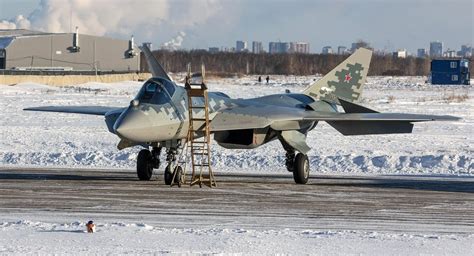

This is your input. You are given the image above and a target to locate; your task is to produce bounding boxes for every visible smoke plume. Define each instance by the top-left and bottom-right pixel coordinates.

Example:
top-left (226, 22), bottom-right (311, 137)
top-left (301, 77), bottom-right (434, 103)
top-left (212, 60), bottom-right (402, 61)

top-left (0, 0), bottom-right (224, 49)
top-left (161, 31), bottom-right (186, 50)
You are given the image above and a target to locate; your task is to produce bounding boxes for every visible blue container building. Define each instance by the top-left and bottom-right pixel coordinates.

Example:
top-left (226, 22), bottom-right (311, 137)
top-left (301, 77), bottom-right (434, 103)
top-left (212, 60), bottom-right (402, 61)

top-left (430, 59), bottom-right (470, 85)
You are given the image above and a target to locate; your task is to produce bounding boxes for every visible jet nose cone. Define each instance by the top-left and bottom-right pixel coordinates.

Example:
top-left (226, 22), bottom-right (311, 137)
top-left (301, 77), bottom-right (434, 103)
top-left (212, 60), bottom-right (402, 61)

top-left (114, 108), bottom-right (152, 142)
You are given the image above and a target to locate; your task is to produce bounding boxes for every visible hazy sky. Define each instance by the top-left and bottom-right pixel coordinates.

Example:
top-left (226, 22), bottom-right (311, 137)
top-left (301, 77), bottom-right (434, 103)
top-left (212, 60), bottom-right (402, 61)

top-left (0, 0), bottom-right (472, 54)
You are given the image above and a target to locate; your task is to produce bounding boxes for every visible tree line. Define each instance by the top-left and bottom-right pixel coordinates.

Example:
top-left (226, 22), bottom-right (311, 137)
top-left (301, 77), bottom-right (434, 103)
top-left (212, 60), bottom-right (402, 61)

top-left (141, 50), bottom-right (473, 77)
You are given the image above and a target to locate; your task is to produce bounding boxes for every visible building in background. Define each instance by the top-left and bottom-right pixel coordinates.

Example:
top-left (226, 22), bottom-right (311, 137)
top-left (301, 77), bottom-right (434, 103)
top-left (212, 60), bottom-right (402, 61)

top-left (208, 47), bottom-right (220, 53)
top-left (252, 41), bottom-right (263, 54)
top-left (430, 59), bottom-right (470, 85)
top-left (458, 45), bottom-right (472, 57)
top-left (268, 42), bottom-right (290, 54)
top-left (236, 40), bottom-right (247, 52)
top-left (337, 46), bottom-right (347, 55)
top-left (289, 42), bottom-right (310, 54)
top-left (393, 49), bottom-right (407, 58)
top-left (0, 29), bottom-right (139, 71)
top-left (444, 49), bottom-right (457, 58)
top-left (321, 46), bottom-right (333, 54)
top-left (417, 48), bottom-right (427, 58)
top-left (430, 41), bottom-right (443, 57)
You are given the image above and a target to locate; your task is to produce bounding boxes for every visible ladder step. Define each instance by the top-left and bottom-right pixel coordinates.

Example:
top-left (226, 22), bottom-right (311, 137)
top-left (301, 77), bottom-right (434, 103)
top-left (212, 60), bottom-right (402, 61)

top-left (191, 118), bottom-right (207, 121)
top-left (191, 147), bottom-right (208, 150)
top-left (189, 129), bottom-right (210, 133)
top-left (188, 92), bottom-right (207, 97)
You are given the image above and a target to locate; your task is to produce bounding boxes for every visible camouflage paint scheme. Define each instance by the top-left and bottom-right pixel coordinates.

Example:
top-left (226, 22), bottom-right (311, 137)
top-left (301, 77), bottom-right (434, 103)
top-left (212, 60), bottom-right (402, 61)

top-left (25, 48), bottom-right (459, 155)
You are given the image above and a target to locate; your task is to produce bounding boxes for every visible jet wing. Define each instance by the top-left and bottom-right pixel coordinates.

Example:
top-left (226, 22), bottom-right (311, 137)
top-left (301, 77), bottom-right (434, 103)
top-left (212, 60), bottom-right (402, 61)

top-left (24, 106), bottom-right (122, 116)
top-left (210, 105), bottom-right (459, 135)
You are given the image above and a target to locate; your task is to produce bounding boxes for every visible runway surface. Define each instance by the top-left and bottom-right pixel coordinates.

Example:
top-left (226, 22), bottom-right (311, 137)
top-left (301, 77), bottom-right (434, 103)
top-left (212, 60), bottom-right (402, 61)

top-left (0, 167), bottom-right (473, 234)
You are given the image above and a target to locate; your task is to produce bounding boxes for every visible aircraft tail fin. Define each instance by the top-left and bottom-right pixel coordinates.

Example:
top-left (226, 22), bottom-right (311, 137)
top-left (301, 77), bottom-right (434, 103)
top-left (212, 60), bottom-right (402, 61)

top-left (139, 44), bottom-right (172, 81)
top-left (303, 48), bottom-right (372, 104)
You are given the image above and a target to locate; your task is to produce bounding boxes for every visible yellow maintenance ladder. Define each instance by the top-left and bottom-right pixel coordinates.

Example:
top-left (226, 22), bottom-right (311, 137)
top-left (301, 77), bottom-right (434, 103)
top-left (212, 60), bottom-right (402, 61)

top-left (183, 65), bottom-right (216, 188)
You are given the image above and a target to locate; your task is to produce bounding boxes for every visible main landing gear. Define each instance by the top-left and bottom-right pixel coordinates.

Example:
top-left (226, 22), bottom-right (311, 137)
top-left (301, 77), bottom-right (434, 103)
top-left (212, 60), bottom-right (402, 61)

top-left (136, 147), bottom-right (161, 180)
top-left (285, 150), bottom-right (310, 184)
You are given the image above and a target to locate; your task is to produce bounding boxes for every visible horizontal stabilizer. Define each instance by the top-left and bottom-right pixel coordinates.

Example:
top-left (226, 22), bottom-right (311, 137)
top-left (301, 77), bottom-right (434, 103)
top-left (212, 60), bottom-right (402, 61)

top-left (303, 112), bottom-right (460, 122)
top-left (328, 121), bottom-right (414, 135)
top-left (24, 106), bottom-right (121, 116)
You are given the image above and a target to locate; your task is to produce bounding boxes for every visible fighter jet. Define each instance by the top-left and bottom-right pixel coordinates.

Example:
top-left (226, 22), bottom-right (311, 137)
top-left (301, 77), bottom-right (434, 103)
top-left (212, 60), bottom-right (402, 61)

top-left (25, 46), bottom-right (459, 184)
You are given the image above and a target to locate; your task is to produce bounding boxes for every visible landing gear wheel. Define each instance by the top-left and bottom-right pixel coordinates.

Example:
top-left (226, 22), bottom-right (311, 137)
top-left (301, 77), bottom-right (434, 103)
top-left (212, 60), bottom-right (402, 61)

top-left (293, 153), bottom-right (309, 184)
top-left (164, 164), bottom-right (173, 185)
top-left (137, 150), bottom-right (153, 180)
top-left (173, 166), bottom-right (184, 187)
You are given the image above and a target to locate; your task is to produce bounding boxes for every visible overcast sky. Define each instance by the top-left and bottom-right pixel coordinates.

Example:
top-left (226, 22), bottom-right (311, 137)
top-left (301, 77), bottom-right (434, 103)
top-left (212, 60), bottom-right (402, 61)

top-left (0, 0), bottom-right (472, 54)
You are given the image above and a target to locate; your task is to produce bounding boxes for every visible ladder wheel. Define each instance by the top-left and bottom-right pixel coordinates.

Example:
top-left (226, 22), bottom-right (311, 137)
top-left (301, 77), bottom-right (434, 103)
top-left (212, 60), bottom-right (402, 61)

top-left (164, 164), bottom-right (173, 185)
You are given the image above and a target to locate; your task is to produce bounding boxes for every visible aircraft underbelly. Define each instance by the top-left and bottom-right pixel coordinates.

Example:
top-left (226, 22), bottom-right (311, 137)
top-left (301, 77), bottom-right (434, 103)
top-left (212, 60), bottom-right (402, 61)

top-left (214, 127), bottom-right (277, 149)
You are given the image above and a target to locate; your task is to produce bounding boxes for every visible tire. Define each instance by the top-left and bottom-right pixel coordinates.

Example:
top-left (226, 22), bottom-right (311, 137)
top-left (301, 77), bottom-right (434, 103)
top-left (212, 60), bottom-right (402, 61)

top-left (174, 166), bottom-right (184, 187)
top-left (293, 153), bottom-right (309, 184)
top-left (137, 150), bottom-right (153, 180)
top-left (164, 164), bottom-right (173, 185)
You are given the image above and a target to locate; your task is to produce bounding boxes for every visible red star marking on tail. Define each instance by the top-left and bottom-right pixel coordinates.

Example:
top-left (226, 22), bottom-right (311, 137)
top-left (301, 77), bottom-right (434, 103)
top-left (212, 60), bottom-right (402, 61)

top-left (344, 73), bottom-right (352, 82)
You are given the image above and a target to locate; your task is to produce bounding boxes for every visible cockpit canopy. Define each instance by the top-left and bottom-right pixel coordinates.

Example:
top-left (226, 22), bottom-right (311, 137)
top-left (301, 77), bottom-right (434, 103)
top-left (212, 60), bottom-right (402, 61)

top-left (135, 78), bottom-right (176, 104)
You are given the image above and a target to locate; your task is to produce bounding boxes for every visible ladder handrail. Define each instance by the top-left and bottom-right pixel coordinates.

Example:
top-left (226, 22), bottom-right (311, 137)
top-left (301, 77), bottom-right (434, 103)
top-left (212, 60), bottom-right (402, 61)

top-left (182, 65), bottom-right (216, 188)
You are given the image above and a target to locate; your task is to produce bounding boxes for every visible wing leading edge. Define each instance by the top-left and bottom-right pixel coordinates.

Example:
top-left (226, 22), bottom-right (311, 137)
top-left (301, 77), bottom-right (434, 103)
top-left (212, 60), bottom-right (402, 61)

top-left (24, 106), bottom-right (122, 116)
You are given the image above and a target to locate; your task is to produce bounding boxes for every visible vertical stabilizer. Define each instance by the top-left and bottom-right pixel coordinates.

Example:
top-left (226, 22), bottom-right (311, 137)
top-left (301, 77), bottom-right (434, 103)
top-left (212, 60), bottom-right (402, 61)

top-left (139, 44), bottom-right (172, 81)
top-left (303, 48), bottom-right (372, 104)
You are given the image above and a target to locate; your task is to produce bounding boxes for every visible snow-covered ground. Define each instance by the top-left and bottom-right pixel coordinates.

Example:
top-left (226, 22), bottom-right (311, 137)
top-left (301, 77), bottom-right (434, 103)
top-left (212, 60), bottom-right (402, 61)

top-left (1, 220), bottom-right (472, 255)
top-left (1, 76), bottom-right (473, 254)
top-left (1, 76), bottom-right (473, 174)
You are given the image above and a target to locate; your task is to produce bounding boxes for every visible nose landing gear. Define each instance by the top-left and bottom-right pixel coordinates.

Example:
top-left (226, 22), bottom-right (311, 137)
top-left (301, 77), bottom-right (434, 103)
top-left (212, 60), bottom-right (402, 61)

top-left (164, 148), bottom-right (177, 185)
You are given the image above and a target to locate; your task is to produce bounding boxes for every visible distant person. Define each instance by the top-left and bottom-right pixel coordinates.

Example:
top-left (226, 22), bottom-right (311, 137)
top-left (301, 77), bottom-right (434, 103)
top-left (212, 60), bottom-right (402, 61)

top-left (266, 76), bottom-right (270, 84)
top-left (258, 76), bottom-right (262, 83)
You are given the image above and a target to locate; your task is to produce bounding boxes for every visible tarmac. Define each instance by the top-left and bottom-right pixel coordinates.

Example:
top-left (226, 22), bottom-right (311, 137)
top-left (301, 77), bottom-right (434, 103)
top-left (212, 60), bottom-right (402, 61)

top-left (0, 167), bottom-right (473, 234)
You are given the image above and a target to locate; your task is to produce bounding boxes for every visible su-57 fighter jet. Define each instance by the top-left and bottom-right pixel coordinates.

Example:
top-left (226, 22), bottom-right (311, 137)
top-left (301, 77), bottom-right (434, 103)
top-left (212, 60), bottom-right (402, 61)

top-left (25, 46), bottom-right (459, 184)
